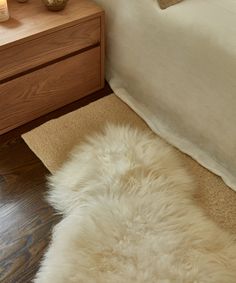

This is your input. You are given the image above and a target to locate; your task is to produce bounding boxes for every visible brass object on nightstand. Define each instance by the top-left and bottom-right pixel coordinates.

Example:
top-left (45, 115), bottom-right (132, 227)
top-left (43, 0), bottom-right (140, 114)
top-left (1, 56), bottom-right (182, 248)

top-left (42, 0), bottom-right (69, 11)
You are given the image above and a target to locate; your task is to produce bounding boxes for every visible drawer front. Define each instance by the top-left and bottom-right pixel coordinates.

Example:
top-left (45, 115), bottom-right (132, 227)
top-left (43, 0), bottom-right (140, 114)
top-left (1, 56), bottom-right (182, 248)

top-left (0, 47), bottom-right (101, 134)
top-left (0, 18), bottom-right (100, 81)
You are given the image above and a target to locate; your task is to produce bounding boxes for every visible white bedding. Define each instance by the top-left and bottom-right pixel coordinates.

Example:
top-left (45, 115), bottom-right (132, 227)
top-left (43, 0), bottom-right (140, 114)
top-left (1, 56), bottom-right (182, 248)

top-left (94, 0), bottom-right (236, 191)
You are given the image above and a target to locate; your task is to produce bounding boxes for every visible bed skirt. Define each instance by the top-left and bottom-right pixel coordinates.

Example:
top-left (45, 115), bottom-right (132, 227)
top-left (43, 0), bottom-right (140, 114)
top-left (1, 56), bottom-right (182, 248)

top-left (94, 0), bottom-right (236, 191)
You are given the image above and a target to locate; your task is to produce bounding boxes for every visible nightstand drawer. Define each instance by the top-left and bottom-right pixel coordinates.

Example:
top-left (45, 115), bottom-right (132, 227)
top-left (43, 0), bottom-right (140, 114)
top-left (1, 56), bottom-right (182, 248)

top-left (0, 18), bottom-right (100, 82)
top-left (0, 46), bottom-right (101, 134)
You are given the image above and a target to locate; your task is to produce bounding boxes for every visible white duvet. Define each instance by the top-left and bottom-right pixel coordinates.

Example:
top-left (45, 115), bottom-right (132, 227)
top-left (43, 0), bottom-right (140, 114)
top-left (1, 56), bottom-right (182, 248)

top-left (94, 0), bottom-right (236, 191)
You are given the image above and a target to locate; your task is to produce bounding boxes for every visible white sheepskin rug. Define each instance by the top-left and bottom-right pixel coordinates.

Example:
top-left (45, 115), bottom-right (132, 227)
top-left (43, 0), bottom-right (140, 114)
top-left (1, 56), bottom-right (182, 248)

top-left (34, 124), bottom-right (236, 283)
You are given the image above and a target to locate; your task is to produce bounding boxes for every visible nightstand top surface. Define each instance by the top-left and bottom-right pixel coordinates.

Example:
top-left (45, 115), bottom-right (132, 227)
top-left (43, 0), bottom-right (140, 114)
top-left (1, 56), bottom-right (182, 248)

top-left (0, 0), bottom-right (103, 50)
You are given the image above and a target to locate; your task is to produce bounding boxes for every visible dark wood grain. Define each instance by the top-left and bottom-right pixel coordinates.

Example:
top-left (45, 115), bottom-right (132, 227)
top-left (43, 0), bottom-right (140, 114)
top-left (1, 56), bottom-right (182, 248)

top-left (0, 137), bottom-right (58, 283)
top-left (0, 86), bottom-right (112, 282)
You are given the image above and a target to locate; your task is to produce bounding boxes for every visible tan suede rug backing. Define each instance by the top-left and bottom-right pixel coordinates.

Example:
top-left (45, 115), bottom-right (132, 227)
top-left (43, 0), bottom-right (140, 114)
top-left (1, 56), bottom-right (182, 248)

top-left (22, 94), bottom-right (236, 234)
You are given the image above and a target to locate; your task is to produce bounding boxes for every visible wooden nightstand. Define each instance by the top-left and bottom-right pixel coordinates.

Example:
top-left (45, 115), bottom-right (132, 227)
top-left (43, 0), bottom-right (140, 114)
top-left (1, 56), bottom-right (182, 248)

top-left (0, 0), bottom-right (104, 134)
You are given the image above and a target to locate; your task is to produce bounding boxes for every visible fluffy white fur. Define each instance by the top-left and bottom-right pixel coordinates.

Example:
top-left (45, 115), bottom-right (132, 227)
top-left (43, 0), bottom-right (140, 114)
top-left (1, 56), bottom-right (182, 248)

top-left (34, 124), bottom-right (236, 283)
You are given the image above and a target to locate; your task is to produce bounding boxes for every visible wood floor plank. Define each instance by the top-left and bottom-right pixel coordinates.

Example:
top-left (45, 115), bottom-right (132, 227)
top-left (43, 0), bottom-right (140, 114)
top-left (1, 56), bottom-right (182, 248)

top-left (0, 139), bottom-right (58, 282)
top-left (0, 85), bottom-right (112, 282)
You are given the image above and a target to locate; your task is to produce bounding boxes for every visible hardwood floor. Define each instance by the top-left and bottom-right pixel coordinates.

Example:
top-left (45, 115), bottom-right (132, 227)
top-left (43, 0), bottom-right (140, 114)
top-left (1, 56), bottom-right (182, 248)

top-left (0, 85), bottom-right (112, 282)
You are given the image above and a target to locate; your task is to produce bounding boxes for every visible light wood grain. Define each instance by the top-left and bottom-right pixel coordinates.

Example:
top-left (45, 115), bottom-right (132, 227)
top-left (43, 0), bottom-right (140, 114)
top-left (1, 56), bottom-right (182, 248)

top-left (0, 18), bottom-right (100, 81)
top-left (0, 47), bottom-right (101, 134)
top-left (0, 0), bottom-right (105, 134)
top-left (0, 0), bottom-right (103, 50)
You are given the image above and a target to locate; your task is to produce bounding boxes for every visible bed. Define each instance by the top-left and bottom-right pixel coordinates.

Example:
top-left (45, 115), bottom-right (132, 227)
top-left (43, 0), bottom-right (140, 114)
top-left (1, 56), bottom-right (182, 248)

top-left (94, 0), bottom-right (236, 191)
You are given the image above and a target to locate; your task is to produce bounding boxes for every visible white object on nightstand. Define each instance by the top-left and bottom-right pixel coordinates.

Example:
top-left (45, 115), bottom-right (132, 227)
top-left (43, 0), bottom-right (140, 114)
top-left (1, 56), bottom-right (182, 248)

top-left (0, 0), bottom-right (9, 22)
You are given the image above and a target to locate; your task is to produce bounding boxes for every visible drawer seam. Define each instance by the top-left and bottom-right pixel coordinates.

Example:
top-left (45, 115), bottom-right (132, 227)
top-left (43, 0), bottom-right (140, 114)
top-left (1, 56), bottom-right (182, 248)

top-left (0, 43), bottom-right (100, 85)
